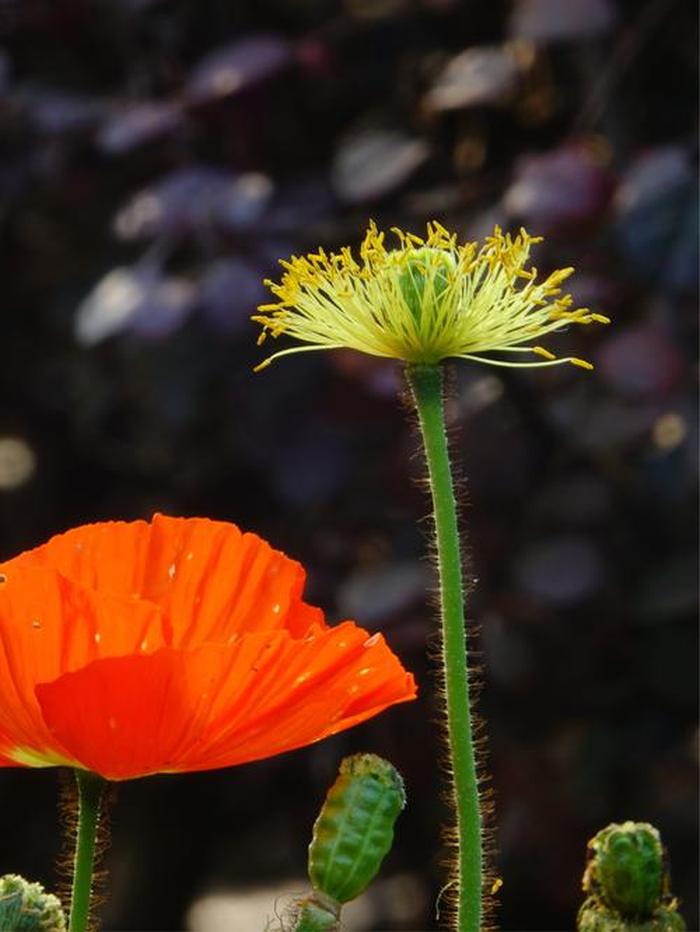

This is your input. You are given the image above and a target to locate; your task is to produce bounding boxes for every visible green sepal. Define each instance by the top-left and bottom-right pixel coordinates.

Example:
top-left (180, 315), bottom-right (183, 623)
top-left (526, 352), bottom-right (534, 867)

top-left (307, 753), bottom-right (406, 904)
top-left (0, 875), bottom-right (66, 931)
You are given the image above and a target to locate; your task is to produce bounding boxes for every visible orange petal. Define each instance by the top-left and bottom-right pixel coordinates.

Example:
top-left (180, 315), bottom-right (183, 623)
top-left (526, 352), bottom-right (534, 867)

top-left (17, 515), bottom-right (318, 646)
top-left (36, 625), bottom-right (416, 780)
top-left (0, 562), bottom-right (164, 768)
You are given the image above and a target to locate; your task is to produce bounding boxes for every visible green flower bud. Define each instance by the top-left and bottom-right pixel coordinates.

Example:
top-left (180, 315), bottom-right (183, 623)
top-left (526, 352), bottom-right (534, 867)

top-left (0, 875), bottom-right (66, 931)
top-left (584, 823), bottom-right (664, 917)
top-left (577, 823), bottom-right (686, 932)
top-left (307, 753), bottom-right (406, 904)
top-left (577, 898), bottom-right (686, 932)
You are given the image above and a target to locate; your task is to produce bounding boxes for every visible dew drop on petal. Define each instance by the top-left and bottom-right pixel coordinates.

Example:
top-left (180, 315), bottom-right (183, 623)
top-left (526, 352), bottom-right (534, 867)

top-left (363, 633), bottom-right (381, 648)
top-left (272, 603), bottom-right (281, 614)
top-left (32, 619), bottom-right (41, 629)
top-left (94, 632), bottom-right (101, 644)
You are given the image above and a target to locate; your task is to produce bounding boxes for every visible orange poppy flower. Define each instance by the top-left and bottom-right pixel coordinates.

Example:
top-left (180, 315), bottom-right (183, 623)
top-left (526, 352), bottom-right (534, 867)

top-left (0, 515), bottom-right (416, 781)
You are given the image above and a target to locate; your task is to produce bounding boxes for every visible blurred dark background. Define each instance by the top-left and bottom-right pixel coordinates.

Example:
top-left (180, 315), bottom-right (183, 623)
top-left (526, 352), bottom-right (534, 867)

top-left (0, 0), bottom-right (697, 929)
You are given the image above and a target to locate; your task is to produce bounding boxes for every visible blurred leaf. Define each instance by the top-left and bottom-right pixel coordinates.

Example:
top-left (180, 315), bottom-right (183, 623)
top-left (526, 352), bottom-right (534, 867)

top-left (332, 130), bottom-right (429, 203)
top-left (198, 258), bottom-right (267, 334)
top-left (509, 0), bottom-right (616, 41)
top-left (185, 35), bottom-right (292, 104)
top-left (113, 166), bottom-right (272, 239)
top-left (503, 140), bottom-right (614, 231)
top-left (75, 265), bottom-right (196, 345)
top-left (424, 45), bottom-right (520, 112)
top-left (596, 324), bottom-right (683, 400)
top-left (96, 100), bottom-right (184, 155)
top-left (264, 176), bottom-right (335, 234)
top-left (20, 86), bottom-right (103, 134)
top-left (514, 534), bottom-right (605, 606)
top-left (614, 146), bottom-right (699, 293)
top-left (549, 396), bottom-right (658, 452)
top-left (215, 172), bottom-right (274, 232)
top-left (337, 560), bottom-right (430, 623)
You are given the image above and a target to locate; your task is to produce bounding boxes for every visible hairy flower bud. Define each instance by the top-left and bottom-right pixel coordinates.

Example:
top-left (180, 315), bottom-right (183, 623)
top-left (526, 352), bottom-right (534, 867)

top-left (307, 753), bottom-right (405, 904)
top-left (0, 874), bottom-right (66, 931)
top-left (577, 822), bottom-right (686, 932)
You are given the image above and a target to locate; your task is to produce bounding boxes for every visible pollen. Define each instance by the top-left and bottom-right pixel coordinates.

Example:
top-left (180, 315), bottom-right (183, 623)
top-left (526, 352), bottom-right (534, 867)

top-left (253, 221), bottom-right (608, 371)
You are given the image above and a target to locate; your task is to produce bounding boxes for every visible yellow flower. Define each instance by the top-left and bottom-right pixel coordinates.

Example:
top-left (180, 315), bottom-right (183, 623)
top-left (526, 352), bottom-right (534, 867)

top-left (253, 221), bottom-right (609, 371)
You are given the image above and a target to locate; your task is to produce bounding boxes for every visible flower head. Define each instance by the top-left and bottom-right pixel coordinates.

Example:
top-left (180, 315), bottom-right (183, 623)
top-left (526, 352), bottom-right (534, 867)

top-left (0, 515), bottom-right (415, 781)
top-left (253, 221), bottom-right (609, 371)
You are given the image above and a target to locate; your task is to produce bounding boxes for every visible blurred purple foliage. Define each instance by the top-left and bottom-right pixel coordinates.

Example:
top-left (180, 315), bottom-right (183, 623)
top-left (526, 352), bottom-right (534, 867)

top-left (0, 0), bottom-right (697, 930)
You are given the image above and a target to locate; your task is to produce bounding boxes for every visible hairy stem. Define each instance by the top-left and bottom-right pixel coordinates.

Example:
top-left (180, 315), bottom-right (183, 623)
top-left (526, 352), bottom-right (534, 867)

top-left (69, 770), bottom-right (106, 932)
top-left (406, 363), bottom-right (482, 932)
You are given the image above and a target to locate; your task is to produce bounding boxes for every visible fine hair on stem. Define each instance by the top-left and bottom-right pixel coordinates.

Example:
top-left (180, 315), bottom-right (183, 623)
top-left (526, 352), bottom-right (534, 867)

top-left (404, 362), bottom-right (499, 931)
top-left (57, 770), bottom-right (114, 930)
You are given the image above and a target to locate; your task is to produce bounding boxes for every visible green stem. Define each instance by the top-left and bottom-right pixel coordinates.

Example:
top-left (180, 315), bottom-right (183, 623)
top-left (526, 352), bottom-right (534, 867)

top-left (69, 770), bottom-right (106, 932)
top-left (406, 363), bottom-right (482, 932)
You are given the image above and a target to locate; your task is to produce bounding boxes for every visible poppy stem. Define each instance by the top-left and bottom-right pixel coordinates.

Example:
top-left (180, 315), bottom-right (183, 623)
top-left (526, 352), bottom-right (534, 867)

top-left (69, 770), bottom-right (106, 932)
top-left (405, 363), bottom-right (482, 932)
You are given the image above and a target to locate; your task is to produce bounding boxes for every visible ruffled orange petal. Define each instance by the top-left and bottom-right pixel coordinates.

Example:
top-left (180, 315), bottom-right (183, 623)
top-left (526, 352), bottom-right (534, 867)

top-left (18, 515), bottom-right (317, 647)
top-left (0, 562), bottom-right (164, 768)
top-left (35, 625), bottom-right (416, 780)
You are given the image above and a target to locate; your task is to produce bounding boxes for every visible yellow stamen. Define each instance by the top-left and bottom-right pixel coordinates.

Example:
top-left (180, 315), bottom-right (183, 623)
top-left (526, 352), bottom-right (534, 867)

top-left (252, 221), bottom-right (609, 371)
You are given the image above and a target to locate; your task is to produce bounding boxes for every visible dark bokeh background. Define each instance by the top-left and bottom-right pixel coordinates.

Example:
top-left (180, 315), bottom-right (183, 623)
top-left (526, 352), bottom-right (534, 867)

top-left (0, 0), bottom-right (697, 930)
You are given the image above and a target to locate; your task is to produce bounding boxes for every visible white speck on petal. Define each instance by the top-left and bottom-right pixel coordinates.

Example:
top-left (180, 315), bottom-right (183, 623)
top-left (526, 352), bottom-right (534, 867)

top-left (295, 672), bottom-right (310, 686)
top-left (272, 603), bottom-right (281, 614)
top-left (140, 639), bottom-right (148, 651)
top-left (337, 640), bottom-right (347, 648)
top-left (358, 667), bottom-right (373, 676)
top-left (168, 563), bottom-right (176, 580)
top-left (186, 552), bottom-right (194, 561)
top-left (31, 620), bottom-right (41, 629)
top-left (94, 632), bottom-right (101, 644)
top-left (363, 633), bottom-right (381, 648)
